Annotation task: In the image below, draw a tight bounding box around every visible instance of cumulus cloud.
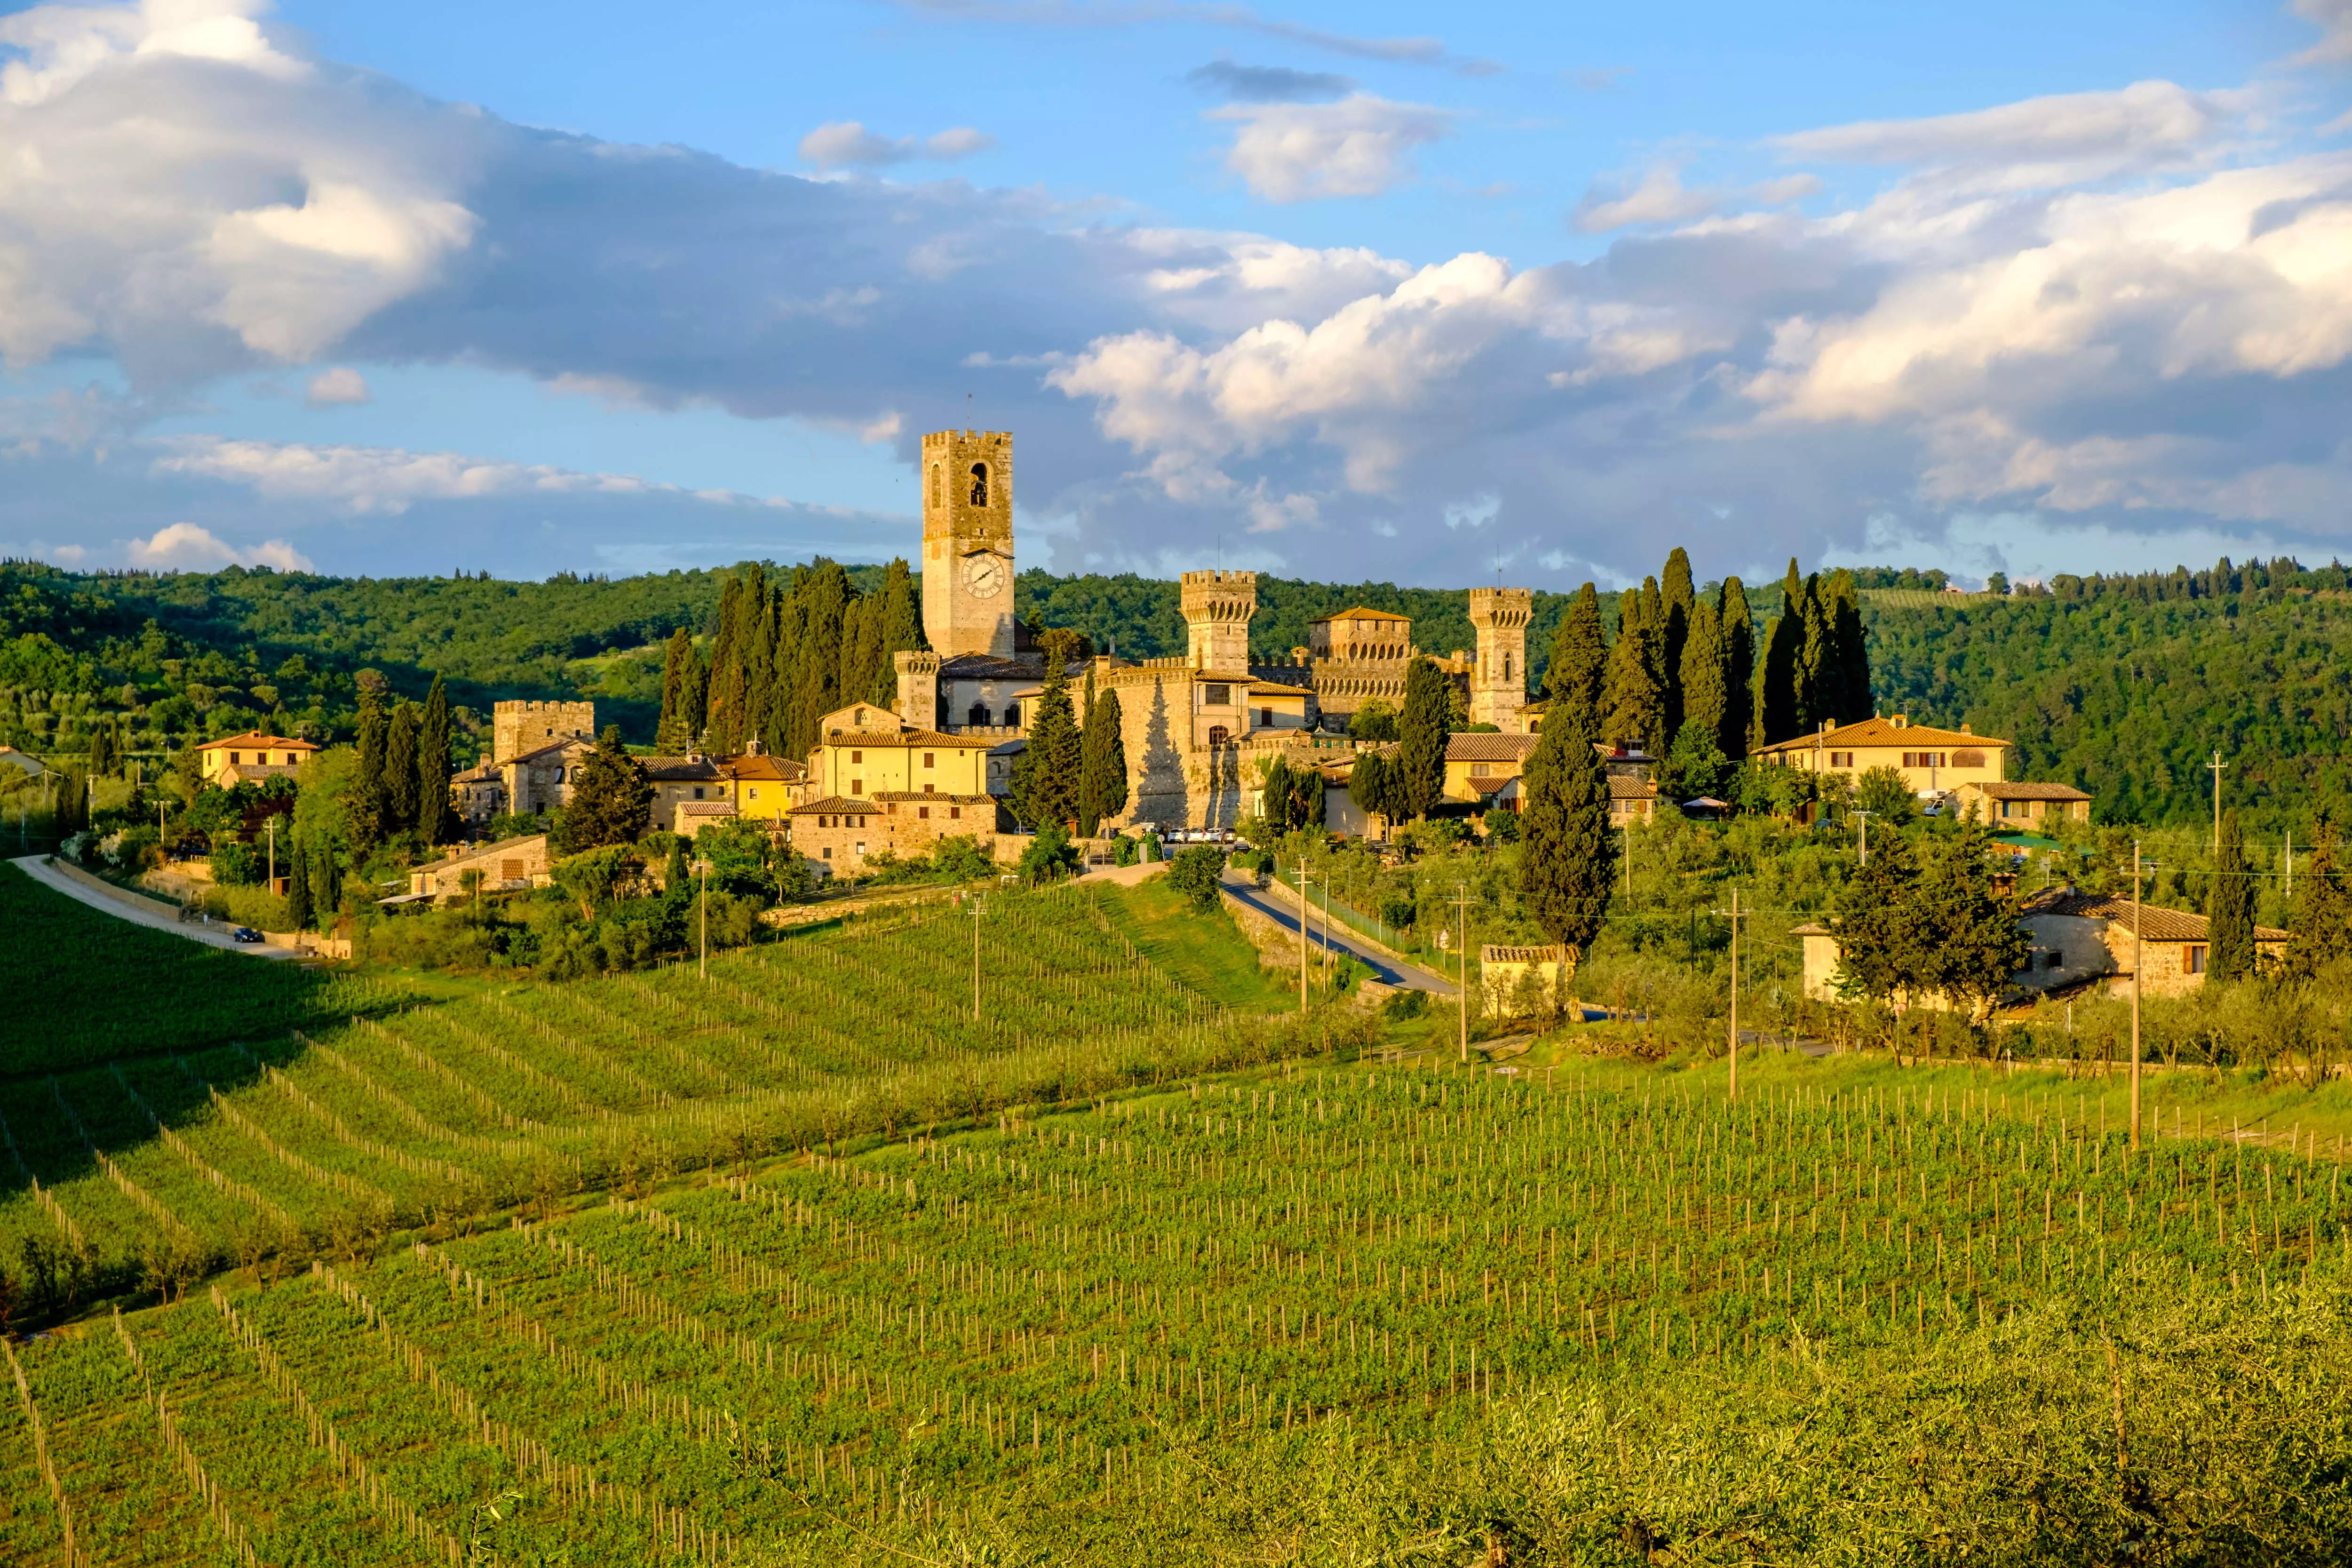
[1185,58,1352,103]
[1208,94,1454,202]
[798,121,996,170]
[1570,165,1819,232]
[126,521,311,572]
[303,366,371,406]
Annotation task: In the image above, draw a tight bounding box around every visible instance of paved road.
[1221,871,1459,995]
[11,854,302,959]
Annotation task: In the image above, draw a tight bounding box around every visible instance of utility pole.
[2285,830,2293,899]
[973,892,983,1019]
[1853,809,1874,867]
[1299,858,1310,1015]
[1456,883,1470,1065]
[2208,749,2226,859]
[2130,842,2143,1151]
[1726,887,1741,1101]
[266,816,277,889]
[697,858,712,981]
[1622,821,1631,902]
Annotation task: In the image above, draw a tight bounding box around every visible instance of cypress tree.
[417,674,455,845]
[384,700,421,836]
[1260,756,1295,831]
[1603,585,1663,752]
[2208,810,2257,979]
[2288,814,2352,978]
[1827,568,1870,723]
[349,684,389,849]
[1543,583,1607,733]
[869,558,924,705]
[1717,575,1755,758]
[1076,685,1128,836]
[1009,660,1081,830]
[1397,658,1450,820]
[1756,563,1807,746]
[284,838,312,930]
[1678,598,1728,754]
[564,726,654,850]
[1349,749,1396,832]
[1660,547,1694,743]
[1519,705,1613,963]
[790,563,850,761]
[1796,573,1832,731]
[1831,820,1923,1005]
[310,843,339,929]
[656,630,698,753]
[703,576,747,755]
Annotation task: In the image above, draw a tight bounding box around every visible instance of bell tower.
[921,429,1015,659]
[1467,587,1532,728]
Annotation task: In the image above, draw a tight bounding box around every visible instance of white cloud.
[798,120,996,169]
[149,435,725,513]
[1776,80,2243,188]
[126,521,311,572]
[1208,94,1453,202]
[303,366,371,406]
[2294,0,2352,64]
[1571,165,1819,232]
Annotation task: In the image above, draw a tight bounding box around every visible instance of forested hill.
[6,554,2350,830]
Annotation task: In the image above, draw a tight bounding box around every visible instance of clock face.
[961,553,1005,599]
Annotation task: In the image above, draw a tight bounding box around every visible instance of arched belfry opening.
[930,465,943,509]
[969,462,989,506]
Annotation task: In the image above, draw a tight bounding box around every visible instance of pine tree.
[2288,814,2352,978]
[1009,661,1081,830]
[348,684,389,849]
[1076,685,1128,836]
[1603,585,1663,752]
[1796,573,1831,731]
[1822,569,1868,724]
[1717,575,1755,759]
[417,674,456,845]
[384,700,420,836]
[656,629,698,753]
[564,726,654,851]
[1543,583,1607,733]
[1519,705,1613,961]
[2208,809,2257,979]
[1397,658,1450,820]
[1660,547,1694,743]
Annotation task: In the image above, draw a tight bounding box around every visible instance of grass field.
[1094,870,1299,1010]
[4,866,2352,1563]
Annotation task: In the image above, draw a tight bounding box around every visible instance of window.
[1259,708,1273,728]
[2185,944,2209,975]
[969,704,990,725]
[1830,751,1853,768]
[692,787,704,800]
[1472,763,1490,778]
[748,787,760,800]
[1953,748,1986,768]
[923,753,935,768]
[229,752,242,764]
[1503,652,1513,682]
[554,767,565,783]
[855,840,866,857]
[1208,725,1229,746]
[1003,703,1019,726]
[851,780,863,796]
[923,782,934,793]
[950,806,961,820]
[919,806,930,820]
[1203,684,1231,706]
[2044,949,2064,970]
[855,708,867,725]
[823,846,833,860]
[851,750,863,764]
[930,465,943,508]
[501,859,524,882]
[969,462,988,506]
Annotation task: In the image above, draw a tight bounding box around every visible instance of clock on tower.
[920,429,1015,658]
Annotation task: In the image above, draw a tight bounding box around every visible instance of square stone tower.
[493,700,596,764]
[1467,587,1533,728]
[1182,570,1256,672]
[920,430,1015,659]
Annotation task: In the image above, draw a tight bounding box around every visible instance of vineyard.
[5,868,2352,1562]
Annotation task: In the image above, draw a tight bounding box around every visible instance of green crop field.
[5,868,2352,1564]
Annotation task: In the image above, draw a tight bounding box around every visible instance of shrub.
[1168,845,1227,911]
[1113,834,1140,868]
[209,838,264,886]
[1017,822,1082,886]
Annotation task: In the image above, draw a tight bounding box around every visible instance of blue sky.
[1,0,2349,589]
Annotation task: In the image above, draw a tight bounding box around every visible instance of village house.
[1479,944,1571,1018]
[1953,780,2094,826]
[1792,886,2289,1006]
[0,745,48,782]
[671,800,738,838]
[194,731,317,787]
[449,700,597,827]
[725,752,806,825]
[400,834,554,904]
[1750,714,2008,796]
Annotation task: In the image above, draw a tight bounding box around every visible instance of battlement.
[1180,570,1256,671]
[1468,586,1533,628]
[922,429,1010,449]
[1180,569,1256,590]
[1467,585,1533,727]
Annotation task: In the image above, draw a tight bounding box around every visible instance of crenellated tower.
[1467,587,1532,729]
[894,649,941,732]
[1181,570,1257,673]
[920,429,1014,659]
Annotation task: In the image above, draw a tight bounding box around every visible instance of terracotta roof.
[1310,605,1411,624]
[1248,679,1312,696]
[196,731,316,753]
[1789,923,1832,937]
[2022,889,2287,943]
[1465,775,1514,795]
[1446,733,1540,762]
[789,796,878,815]
[436,833,547,868]
[873,792,995,805]
[822,730,974,748]
[1973,780,2091,801]
[450,760,501,783]
[507,736,593,765]
[674,801,737,817]
[721,754,805,782]
[1481,944,1566,963]
[1607,775,1658,799]
[1752,715,2009,755]
[938,653,1050,679]
[641,756,726,781]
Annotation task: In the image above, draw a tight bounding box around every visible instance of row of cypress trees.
[1541,550,1872,758]
[348,674,456,850]
[654,559,922,761]
[1007,658,1128,836]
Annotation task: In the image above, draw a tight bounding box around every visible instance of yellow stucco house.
[810,701,991,801]
[1751,714,2010,796]
[723,752,806,824]
[194,731,318,787]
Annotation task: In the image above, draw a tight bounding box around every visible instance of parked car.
[230,926,263,944]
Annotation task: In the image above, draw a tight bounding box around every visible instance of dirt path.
[10,854,302,960]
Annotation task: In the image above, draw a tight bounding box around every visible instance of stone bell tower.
[921,430,1014,659]
[1181,570,1257,673]
[1467,587,1532,729]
